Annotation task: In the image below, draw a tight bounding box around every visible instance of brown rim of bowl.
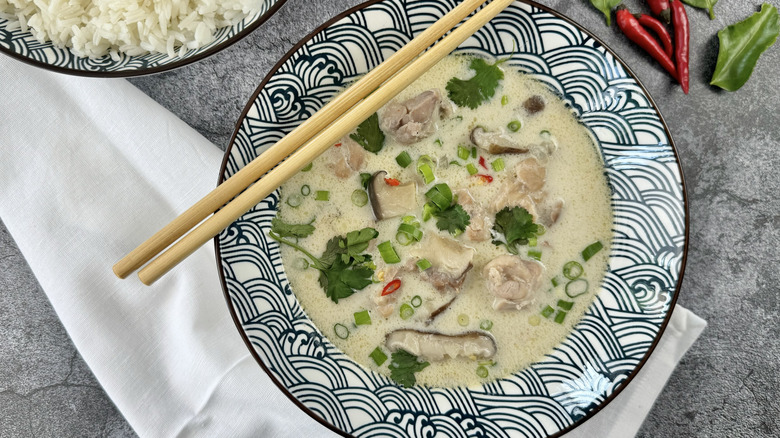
[0,0,288,78]
[214,1,689,436]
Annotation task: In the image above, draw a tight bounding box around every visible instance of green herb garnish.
[433,204,470,236]
[269,227,377,303]
[492,206,542,255]
[270,217,315,239]
[388,350,430,388]
[446,58,506,109]
[682,0,718,20]
[589,0,622,26]
[350,112,385,153]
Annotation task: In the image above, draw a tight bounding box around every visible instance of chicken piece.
[470,126,528,154]
[456,189,493,242]
[538,198,565,228]
[379,90,447,144]
[386,329,496,362]
[492,188,538,220]
[327,136,365,178]
[514,157,546,193]
[409,234,475,291]
[483,255,544,311]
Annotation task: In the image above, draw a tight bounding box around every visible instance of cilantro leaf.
[350,113,385,153]
[446,58,505,109]
[270,217,315,239]
[343,228,379,263]
[492,206,541,255]
[433,204,471,236]
[318,257,374,304]
[388,350,430,388]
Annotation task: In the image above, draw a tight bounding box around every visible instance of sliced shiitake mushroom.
[367,170,417,220]
[470,126,529,154]
[385,329,497,362]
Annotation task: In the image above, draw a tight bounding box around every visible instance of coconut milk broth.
[276,55,612,387]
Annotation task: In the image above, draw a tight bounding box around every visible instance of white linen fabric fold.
[0,56,706,438]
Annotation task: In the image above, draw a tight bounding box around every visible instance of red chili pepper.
[381,278,401,296]
[670,0,690,94]
[635,13,674,59]
[477,174,493,183]
[478,156,487,170]
[384,177,400,186]
[334,142,342,147]
[616,6,678,81]
[647,0,671,24]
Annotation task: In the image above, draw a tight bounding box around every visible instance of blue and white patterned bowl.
[0,0,284,77]
[216,1,688,436]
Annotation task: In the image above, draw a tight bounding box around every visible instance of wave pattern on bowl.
[218,1,685,437]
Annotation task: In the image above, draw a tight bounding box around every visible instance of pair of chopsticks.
[114,0,516,285]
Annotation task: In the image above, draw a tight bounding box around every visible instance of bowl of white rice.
[0,0,286,76]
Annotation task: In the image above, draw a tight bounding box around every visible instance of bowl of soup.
[216,1,687,436]
[0,0,285,76]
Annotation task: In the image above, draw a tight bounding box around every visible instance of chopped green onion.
[416,259,432,271]
[396,231,413,246]
[540,130,551,139]
[398,223,422,241]
[400,303,414,320]
[565,278,589,298]
[476,366,489,378]
[301,162,313,172]
[582,241,604,262]
[351,189,368,207]
[479,319,493,331]
[478,360,496,367]
[360,172,372,189]
[293,258,309,270]
[369,347,388,366]
[491,158,505,172]
[563,261,584,280]
[528,236,538,247]
[536,224,546,236]
[315,190,330,201]
[377,241,401,264]
[286,194,303,208]
[334,323,349,339]
[528,315,541,326]
[457,314,470,326]
[422,202,436,221]
[501,95,509,106]
[354,310,372,326]
[449,160,462,166]
[551,276,560,287]
[527,250,542,261]
[466,163,478,176]
[395,151,413,168]
[457,145,470,160]
[402,215,417,224]
[300,185,311,196]
[557,300,574,311]
[471,146,477,159]
[554,310,567,324]
[434,138,443,147]
[425,184,453,210]
[541,305,555,318]
[411,295,423,308]
[507,120,521,132]
[417,163,435,184]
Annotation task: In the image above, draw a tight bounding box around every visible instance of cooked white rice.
[0,0,262,59]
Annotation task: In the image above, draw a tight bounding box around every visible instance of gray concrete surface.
[1,0,779,436]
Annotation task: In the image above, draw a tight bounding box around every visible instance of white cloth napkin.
[0,55,706,438]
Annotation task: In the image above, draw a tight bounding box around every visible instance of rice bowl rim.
[0,0,288,78]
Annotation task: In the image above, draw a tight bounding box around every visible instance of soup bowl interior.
[0,0,285,77]
[216,1,687,436]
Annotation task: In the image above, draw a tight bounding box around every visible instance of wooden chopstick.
[112,0,489,280]
[135,0,515,285]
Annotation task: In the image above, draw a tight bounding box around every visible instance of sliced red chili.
[382,279,402,296]
[334,142,342,147]
[477,174,493,183]
[384,178,401,186]
[478,156,487,170]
